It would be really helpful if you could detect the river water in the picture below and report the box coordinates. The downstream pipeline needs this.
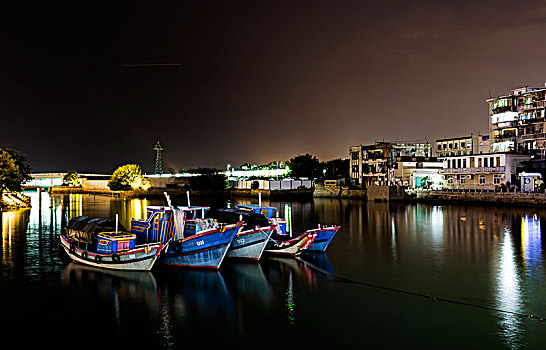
[1,191,546,348]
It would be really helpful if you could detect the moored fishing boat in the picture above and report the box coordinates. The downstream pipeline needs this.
[207,208,276,260]
[236,203,340,252]
[131,205,241,269]
[60,215,167,271]
[264,231,317,255]
[305,225,341,252]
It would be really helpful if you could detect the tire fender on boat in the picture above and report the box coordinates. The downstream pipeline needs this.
[171,241,182,254]
[112,254,120,262]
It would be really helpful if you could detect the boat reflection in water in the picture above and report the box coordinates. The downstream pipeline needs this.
[263,251,335,290]
[60,262,169,346]
[153,266,236,320]
[222,262,273,303]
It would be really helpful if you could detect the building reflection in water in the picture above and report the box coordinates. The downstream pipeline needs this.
[430,206,444,250]
[520,215,543,278]
[496,226,523,348]
[68,193,83,218]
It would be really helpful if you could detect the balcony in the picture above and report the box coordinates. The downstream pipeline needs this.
[519,133,546,141]
[493,135,517,142]
[493,121,518,128]
[492,106,515,114]
[443,166,505,174]
[519,101,545,110]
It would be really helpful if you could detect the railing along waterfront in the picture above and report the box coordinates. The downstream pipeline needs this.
[442,166,505,174]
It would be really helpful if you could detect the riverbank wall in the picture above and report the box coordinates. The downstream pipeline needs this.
[49,186,231,199]
[413,190,546,207]
[231,188,314,199]
[312,183,366,199]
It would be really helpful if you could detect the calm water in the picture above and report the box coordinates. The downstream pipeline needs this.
[2,191,546,348]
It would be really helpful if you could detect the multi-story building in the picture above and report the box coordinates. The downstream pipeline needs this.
[435,133,491,157]
[439,153,530,190]
[349,142,432,187]
[487,85,546,155]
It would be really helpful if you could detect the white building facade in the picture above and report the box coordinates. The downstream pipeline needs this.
[439,153,531,190]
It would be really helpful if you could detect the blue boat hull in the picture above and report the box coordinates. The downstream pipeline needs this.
[307,226,340,252]
[161,225,240,269]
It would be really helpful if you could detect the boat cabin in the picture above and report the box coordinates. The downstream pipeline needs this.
[96,232,136,254]
[236,204,288,234]
[130,206,213,243]
[236,204,278,219]
[65,216,130,250]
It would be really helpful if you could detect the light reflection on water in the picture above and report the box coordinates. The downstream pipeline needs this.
[521,215,543,278]
[2,195,546,347]
[496,226,523,348]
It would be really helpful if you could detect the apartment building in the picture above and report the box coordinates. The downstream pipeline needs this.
[435,134,491,157]
[487,85,546,155]
[349,142,433,187]
[440,153,530,190]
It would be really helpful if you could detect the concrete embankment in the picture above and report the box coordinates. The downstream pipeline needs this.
[232,188,314,199]
[313,183,365,199]
[414,190,546,207]
[49,186,230,199]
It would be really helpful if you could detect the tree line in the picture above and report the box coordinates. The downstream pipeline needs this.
[0,148,348,195]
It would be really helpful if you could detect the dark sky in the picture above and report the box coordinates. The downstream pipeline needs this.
[1,1,545,173]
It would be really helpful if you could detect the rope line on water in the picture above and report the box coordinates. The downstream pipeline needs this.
[295,256,546,322]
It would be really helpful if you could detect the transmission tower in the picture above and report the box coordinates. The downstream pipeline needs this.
[153,141,164,174]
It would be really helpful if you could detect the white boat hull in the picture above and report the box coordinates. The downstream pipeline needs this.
[60,235,165,271]
[227,226,274,260]
[264,232,317,256]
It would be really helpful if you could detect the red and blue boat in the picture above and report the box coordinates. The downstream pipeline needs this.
[304,224,341,252]
[131,206,241,269]
[236,204,340,252]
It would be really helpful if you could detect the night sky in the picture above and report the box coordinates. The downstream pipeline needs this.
[1,1,545,173]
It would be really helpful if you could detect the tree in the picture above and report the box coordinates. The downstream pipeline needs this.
[108,164,149,191]
[287,154,321,179]
[62,171,81,187]
[0,148,32,194]
[321,158,349,180]
[186,167,227,190]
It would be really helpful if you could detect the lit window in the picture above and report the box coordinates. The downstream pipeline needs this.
[479,175,486,185]
[493,175,501,185]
